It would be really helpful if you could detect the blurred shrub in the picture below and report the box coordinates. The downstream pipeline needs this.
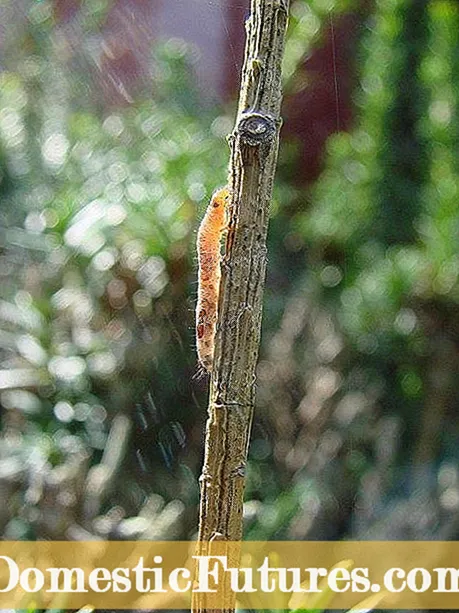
[249,0,459,540]
[0,28,232,535]
[303,0,458,416]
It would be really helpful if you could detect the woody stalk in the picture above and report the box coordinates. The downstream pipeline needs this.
[195,0,290,551]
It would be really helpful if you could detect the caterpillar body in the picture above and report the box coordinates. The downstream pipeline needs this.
[196,187,231,373]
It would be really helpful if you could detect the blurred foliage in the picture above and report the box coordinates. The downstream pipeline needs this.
[0,0,232,538]
[0,0,459,547]
[301,0,459,419]
[258,0,459,540]
[284,0,356,89]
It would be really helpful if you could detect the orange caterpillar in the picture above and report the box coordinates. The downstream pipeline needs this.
[196,187,231,372]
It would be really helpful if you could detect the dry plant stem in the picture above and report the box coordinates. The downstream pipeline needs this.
[192,5,289,607]
[195,0,289,555]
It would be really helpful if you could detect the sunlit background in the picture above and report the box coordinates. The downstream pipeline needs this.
[1,0,459,548]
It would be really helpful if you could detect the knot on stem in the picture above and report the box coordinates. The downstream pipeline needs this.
[237,111,277,147]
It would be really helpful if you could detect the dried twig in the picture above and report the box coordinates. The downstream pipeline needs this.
[195,0,290,554]
[193,5,290,609]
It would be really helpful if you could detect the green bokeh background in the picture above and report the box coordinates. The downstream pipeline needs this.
[0,0,458,551]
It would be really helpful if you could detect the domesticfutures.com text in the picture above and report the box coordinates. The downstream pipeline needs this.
[2,554,459,596]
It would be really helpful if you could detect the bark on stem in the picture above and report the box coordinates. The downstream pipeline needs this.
[193,3,289,608]
[197,0,289,542]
